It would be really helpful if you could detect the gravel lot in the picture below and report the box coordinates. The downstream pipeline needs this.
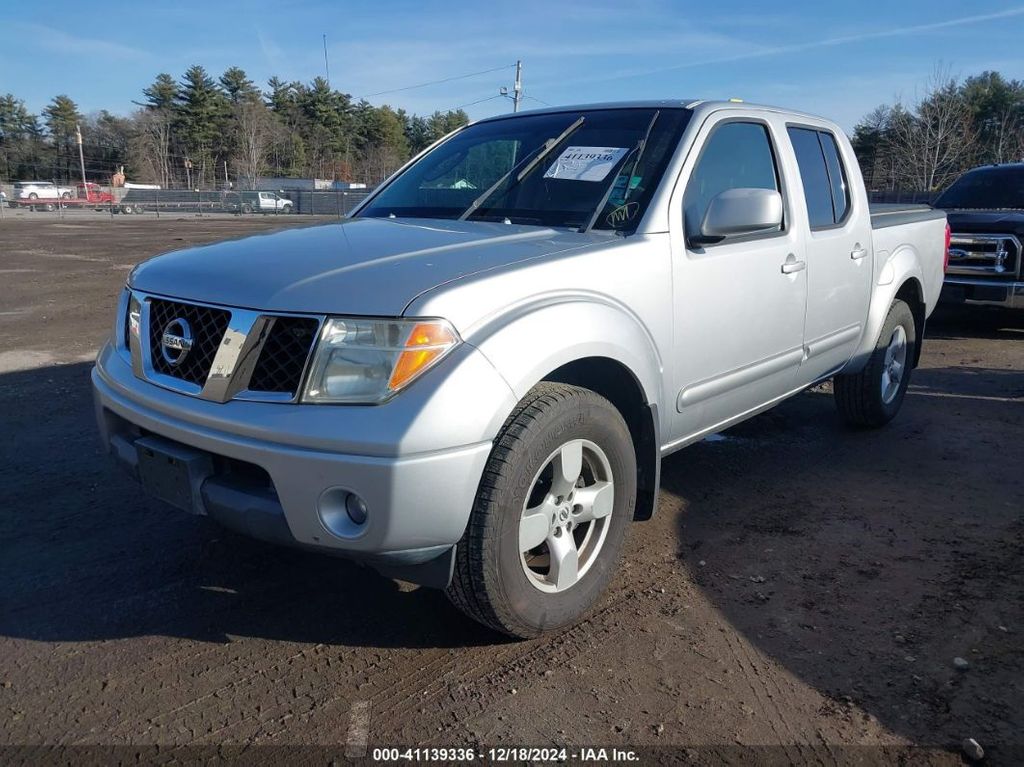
[1,216,1021,762]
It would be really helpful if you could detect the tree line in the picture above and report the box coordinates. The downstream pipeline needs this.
[0,65,470,189]
[852,69,1024,193]
[5,65,1023,194]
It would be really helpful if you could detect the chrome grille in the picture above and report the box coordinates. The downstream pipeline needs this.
[247,317,320,395]
[148,298,230,385]
[946,233,1020,278]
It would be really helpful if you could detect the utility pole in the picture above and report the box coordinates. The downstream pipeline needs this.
[323,34,331,87]
[513,59,522,113]
[223,160,229,188]
[75,123,88,196]
[184,158,193,190]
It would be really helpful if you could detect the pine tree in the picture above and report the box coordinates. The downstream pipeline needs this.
[176,65,228,186]
[220,67,259,104]
[142,73,179,110]
[42,94,81,182]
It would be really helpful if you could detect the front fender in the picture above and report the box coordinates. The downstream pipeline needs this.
[463,293,664,410]
[844,246,923,374]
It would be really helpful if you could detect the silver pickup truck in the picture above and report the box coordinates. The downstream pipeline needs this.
[92,100,947,637]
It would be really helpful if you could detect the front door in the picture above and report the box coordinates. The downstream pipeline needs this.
[669,115,808,440]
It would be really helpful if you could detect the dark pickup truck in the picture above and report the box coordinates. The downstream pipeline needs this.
[934,163,1024,309]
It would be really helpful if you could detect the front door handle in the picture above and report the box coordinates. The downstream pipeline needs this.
[850,244,868,260]
[781,257,806,274]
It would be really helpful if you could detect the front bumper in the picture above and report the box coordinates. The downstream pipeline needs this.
[940,277,1024,309]
[92,341,515,586]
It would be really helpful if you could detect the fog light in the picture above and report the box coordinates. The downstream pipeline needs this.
[345,493,369,525]
[317,487,369,538]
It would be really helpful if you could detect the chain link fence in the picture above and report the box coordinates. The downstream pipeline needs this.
[0,182,372,220]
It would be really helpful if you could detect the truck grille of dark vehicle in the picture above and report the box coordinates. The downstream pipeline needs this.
[148,299,231,385]
[247,317,320,395]
[947,233,1020,278]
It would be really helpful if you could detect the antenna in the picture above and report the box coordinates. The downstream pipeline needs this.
[323,34,331,87]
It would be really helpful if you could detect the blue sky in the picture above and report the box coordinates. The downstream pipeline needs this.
[2,0,1023,132]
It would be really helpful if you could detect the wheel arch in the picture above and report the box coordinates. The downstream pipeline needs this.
[542,356,661,522]
[894,277,926,368]
[845,247,926,375]
[465,298,665,522]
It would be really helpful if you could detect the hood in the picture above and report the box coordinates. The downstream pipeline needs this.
[943,209,1024,236]
[129,217,602,315]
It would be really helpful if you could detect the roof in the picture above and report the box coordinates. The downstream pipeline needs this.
[474,99,837,128]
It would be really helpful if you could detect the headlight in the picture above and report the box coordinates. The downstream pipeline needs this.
[301,317,460,404]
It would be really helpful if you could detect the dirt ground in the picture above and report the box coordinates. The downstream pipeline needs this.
[0,216,1021,763]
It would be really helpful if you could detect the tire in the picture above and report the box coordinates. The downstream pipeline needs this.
[28,193,38,200]
[447,383,637,638]
[121,204,134,215]
[43,203,55,212]
[61,191,72,200]
[241,203,253,214]
[834,299,916,428]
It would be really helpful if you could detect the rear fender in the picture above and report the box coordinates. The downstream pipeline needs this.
[844,246,923,374]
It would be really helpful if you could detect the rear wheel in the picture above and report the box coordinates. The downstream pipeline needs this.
[61,191,72,200]
[447,383,636,638]
[834,299,916,428]
[121,204,134,215]
[241,203,253,214]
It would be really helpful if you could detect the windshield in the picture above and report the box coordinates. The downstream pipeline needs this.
[358,108,691,231]
[934,166,1024,210]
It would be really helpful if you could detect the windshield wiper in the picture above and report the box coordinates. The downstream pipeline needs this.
[459,115,585,221]
[580,110,659,233]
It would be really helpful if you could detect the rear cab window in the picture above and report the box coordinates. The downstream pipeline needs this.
[787,126,850,229]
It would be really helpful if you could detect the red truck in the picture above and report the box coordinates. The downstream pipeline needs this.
[16,183,115,211]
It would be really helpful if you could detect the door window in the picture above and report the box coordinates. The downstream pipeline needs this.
[684,122,781,240]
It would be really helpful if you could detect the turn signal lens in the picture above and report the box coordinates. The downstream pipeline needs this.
[389,322,459,391]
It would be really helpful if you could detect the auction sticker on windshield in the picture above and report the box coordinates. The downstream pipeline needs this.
[543,146,629,182]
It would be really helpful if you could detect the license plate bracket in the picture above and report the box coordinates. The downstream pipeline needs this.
[136,436,213,515]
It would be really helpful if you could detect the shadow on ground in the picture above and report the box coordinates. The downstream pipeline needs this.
[0,362,498,650]
[662,355,1023,751]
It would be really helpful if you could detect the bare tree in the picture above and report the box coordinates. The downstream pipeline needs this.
[888,66,977,190]
[991,107,1024,164]
[129,108,173,187]
[232,98,275,189]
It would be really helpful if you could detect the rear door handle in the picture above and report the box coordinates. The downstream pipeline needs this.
[781,258,806,274]
[850,244,868,260]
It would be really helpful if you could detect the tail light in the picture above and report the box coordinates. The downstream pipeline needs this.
[943,223,951,273]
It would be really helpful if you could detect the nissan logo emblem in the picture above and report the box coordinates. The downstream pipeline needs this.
[160,318,194,366]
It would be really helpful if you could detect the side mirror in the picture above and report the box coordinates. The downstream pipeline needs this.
[693,188,783,245]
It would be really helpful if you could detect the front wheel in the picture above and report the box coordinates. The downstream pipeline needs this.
[447,383,636,638]
[833,298,917,428]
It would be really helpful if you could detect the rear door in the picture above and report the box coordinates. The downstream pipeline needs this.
[669,114,808,439]
[785,125,872,382]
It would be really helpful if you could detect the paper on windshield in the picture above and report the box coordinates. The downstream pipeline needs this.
[543,146,630,182]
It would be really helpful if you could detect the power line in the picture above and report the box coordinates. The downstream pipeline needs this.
[523,94,552,107]
[356,64,515,99]
[437,94,506,114]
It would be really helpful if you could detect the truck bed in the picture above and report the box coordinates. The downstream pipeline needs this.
[870,203,945,230]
